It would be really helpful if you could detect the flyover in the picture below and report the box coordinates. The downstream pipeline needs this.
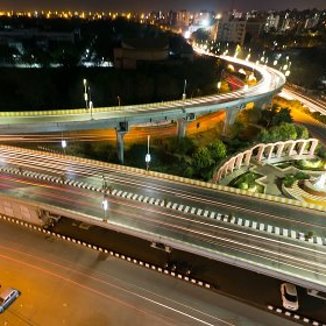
[0,146,325,294]
[0,55,286,162]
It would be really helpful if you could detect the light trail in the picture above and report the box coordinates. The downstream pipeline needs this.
[0,173,325,283]
[0,146,324,236]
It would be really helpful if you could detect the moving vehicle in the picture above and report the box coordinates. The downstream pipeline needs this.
[307,289,326,301]
[0,288,20,313]
[280,283,299,311]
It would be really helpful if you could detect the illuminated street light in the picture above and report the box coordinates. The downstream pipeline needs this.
[82,78,94,120]
[182,79,187,100]
[61,139,67,154]
[83,78,88,109]
[89,100,94,120]
[184,30,191,39]
[145,135,151,171]
[217,81,222,93]
[102,196,109,219]
[285,70,291,77]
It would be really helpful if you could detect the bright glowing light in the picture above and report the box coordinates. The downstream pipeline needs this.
[184,30,191,39]
[227,64,235,72]
[314,174,326,191]
[201,19,209,27]
[239,68,246,75]
[61,140,67,149]
[102,198,108,211]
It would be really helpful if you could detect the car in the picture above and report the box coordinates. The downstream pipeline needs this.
[280,283,299,311]
[0,288,20,313]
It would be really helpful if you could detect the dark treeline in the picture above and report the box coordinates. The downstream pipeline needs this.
[0,57,221,111]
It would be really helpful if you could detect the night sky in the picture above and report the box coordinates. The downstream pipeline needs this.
[1,0,326,12]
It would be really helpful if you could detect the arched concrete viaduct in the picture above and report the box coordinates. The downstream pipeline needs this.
[214,138,319,183]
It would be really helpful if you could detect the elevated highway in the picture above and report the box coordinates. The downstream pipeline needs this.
[0,55,286,162]
[0,146,325,294]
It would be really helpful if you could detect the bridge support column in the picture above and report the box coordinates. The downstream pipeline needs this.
[223,107,240,134]
[255,97,273,110]
[177,118,187,139]
[115,121,129,164]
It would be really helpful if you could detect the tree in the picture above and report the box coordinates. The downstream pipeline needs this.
[192,146,214,170]
[295,125,309,139]
[260,105,292,127]
[191,146,215,180]
[258,123,298,143]
[271,108,293,126]
[208,140,227,163]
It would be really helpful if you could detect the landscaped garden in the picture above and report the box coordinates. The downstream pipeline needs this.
[229,172,265,193]
[283,172,310,187]
[295,158,326,171]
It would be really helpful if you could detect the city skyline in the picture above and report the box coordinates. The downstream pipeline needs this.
[1,0,326,12]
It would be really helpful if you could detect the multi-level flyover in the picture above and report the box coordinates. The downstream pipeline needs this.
[0,146,325,294]
[0,55,286,162]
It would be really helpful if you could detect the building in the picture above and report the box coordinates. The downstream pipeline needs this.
[0,28,79,44]
[264,13,280,32]
[217,13,247,45]
[245,21,264,42]
[176,10,191,29]
[304,13,320,30]
[114,37,169,69]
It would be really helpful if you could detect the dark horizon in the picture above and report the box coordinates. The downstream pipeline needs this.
[1,0,326,13]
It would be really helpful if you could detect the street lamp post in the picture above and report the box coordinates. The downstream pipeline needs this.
[83,79,88,109]
[182,79,187,100]
[89,100,94,120]
[145,135,151,171]
[102,196,108,220]
[61,139,67,154]
[82,78,94,120]
[117,96,121,107]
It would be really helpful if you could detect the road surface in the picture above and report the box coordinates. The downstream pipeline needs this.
[0,220,296,326]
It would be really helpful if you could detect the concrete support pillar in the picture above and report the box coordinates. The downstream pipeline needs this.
[267,146,274,160]
[309,139,318,156]
[255,96,273,110]
[276,144,285,158]
[229,158,236,173]
[235,155,243,169]
[177,118,187,139]
[288,142,296,156]
[223,107,240,134]
[244,151,252,166]
[116,130,126,164]
[257,146,265,162]
[298,141,306,156]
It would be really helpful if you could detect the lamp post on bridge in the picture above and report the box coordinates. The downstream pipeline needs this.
[82,78,94,120]
[145,135,151,171]
[182,79,187,100]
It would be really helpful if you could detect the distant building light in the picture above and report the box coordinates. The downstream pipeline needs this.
[201,19,210,27]
[184,30,191,39]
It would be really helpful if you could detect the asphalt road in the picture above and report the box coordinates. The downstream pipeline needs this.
[0,220,298,326]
